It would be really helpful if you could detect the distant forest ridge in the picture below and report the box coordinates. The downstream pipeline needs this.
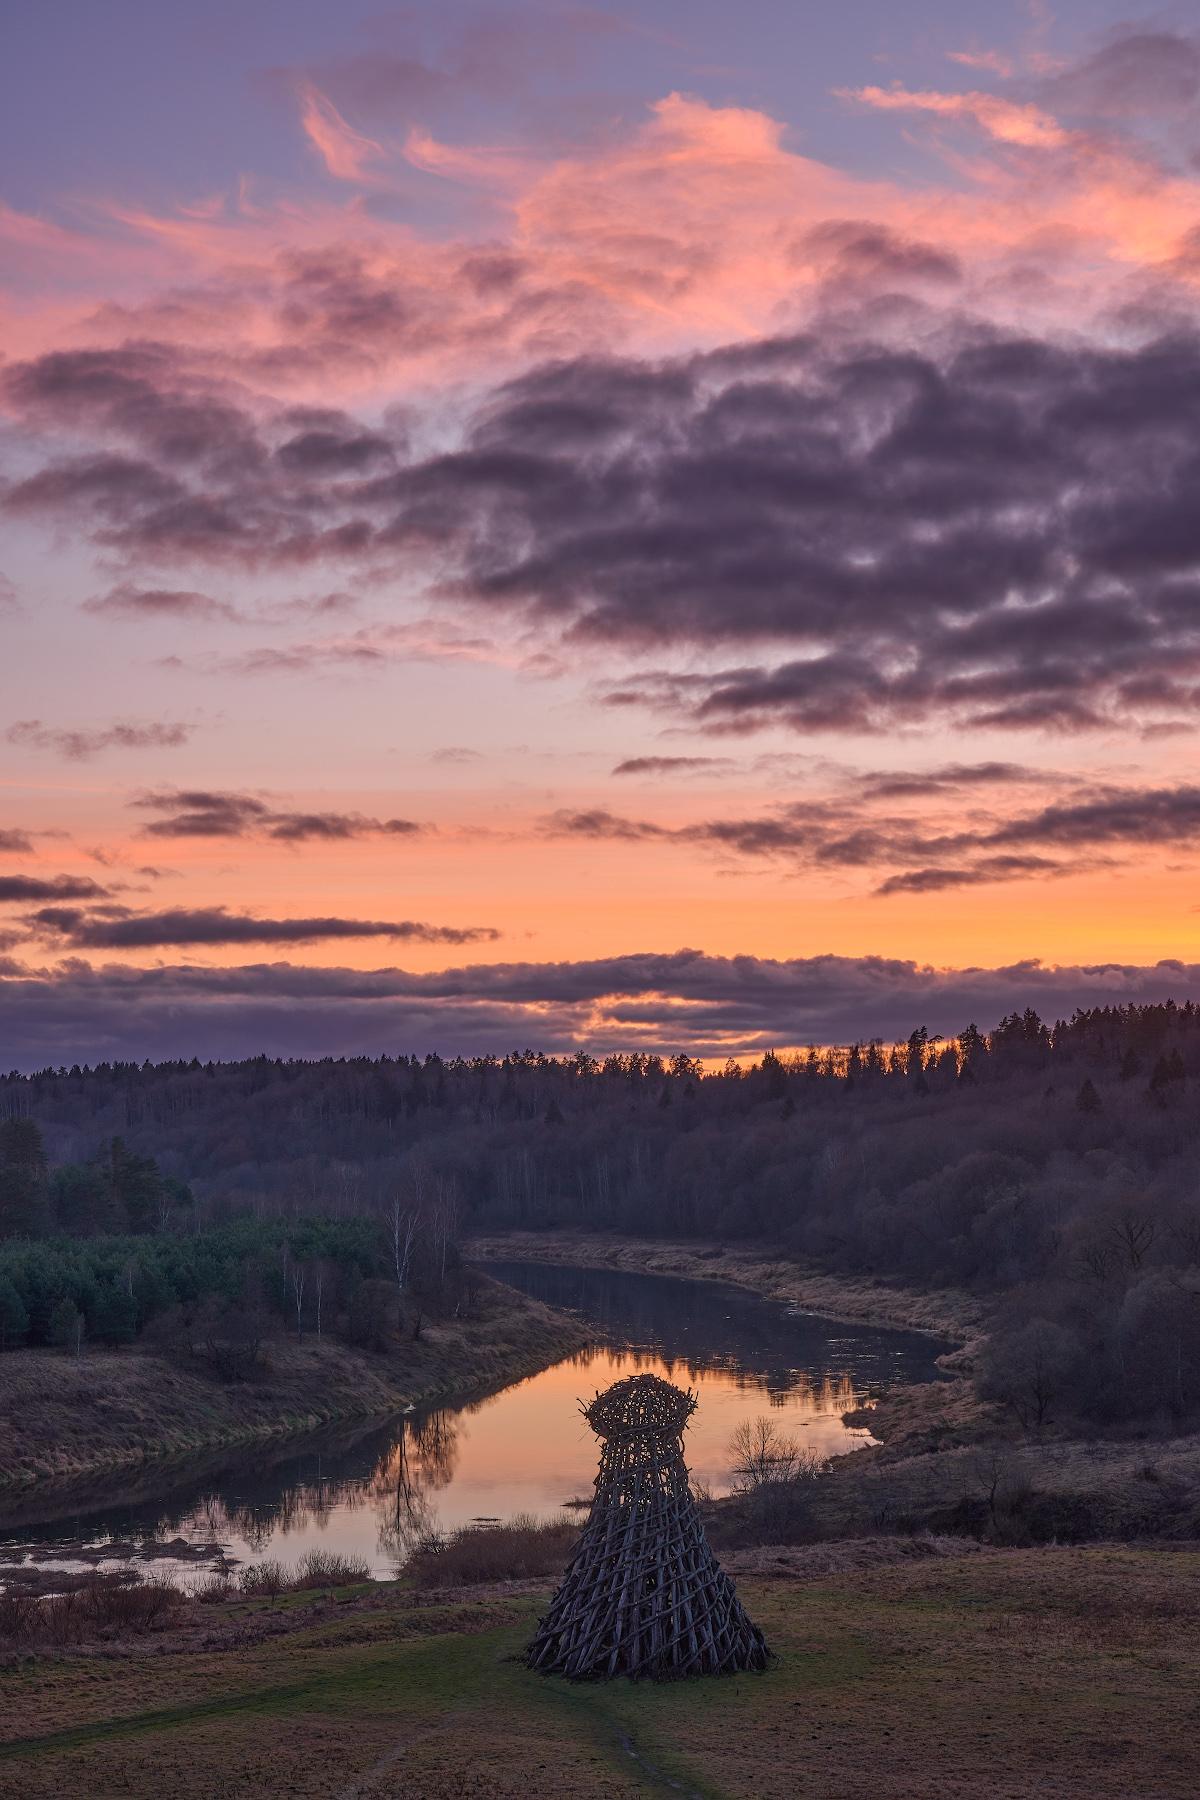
[5,995,1200,1087]
[5,993,1200,1424]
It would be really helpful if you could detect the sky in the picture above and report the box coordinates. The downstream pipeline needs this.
[5,1,1200,1066]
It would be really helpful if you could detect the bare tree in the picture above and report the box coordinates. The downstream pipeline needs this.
[290,1262,306,1339]
[1109,1207,1157,1270]
[389,1196,417,1292]
[728,1417,818,1491]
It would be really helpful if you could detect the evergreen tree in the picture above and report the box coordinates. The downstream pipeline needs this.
[0,1274,28,1349]
[48,1296,85,1356]
[0,1119,48,1238]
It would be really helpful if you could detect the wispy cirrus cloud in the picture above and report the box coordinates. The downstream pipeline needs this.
[297,83,387,182]
[842,83,1069,149]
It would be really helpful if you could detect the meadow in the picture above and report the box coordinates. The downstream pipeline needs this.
[2,1542,1197,1798]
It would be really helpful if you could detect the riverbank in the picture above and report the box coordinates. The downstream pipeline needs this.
[2,1543,1196,1797]
[470,1233,1200,1543]
[468,1230,985,1352]
[0,1277,590,1499]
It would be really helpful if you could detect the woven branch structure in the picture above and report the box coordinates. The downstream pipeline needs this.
[527,1372,770,1681]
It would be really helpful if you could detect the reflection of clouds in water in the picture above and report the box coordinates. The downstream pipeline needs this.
[7,1266,944,1582]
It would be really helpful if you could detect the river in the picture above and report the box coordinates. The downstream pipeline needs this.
[0,1259,951,1589]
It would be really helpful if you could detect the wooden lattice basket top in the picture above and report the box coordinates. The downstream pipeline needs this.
[582,1372,697,1440]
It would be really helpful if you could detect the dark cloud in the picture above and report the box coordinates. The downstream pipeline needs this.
[799,221,962,287]
[875,857,1062,896]
[1043,31,1200,121]
[0,874,109,903]
[11,329,1200,736]
[985,786,1200,852]
[856,762,1041,800]
[611,756,730,777]
[2,947,1199,1067]
[0,831,35,855]
[275,408,396,473]
[24,906,497,948]
[83,583,239,623]
[6,719,193,760]
[545,776,1200,892]
[132,789,423,842]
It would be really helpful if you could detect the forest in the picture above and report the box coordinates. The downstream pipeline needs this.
[4,997,1200,1427]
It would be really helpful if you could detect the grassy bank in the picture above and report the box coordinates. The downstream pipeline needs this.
[1,1543,1196,1797]
[0,1277,590,1498]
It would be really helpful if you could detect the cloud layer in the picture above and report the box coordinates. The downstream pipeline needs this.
[9,328,1200,740]
[2,946,1198,1068]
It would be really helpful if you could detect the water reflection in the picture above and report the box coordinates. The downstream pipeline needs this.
[0,1261,951,1582]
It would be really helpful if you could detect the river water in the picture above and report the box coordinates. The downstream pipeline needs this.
[0,1259,951,1588]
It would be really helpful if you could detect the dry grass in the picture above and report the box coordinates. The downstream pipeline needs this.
[235,1551,372,1599]
[406,1514,579,1589]
[1,1544,1197,1797]
[0,1569,182,1649]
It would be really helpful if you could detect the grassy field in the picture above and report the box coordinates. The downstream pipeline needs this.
[2,1543,1197,1798]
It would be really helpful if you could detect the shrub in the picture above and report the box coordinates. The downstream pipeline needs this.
[238,1559,287,1599]
[291,1549,371,1589]
[406,1514,578,1588]
[193,1573,235,1604]
[0,1569,182,1647]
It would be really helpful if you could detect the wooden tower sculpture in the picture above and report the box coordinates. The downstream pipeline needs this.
[527,1372,770,1680]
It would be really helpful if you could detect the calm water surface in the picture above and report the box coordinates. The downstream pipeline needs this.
[0,1260,951,1586]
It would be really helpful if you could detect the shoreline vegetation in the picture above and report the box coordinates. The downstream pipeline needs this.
[0,1230,978,1510]
[0,1275,590,1501]
[473,1231,1200,1549]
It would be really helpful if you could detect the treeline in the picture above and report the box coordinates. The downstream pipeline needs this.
[0,1120,192,1239]
[0,1211,469,1367]
[6,998,1200,1422]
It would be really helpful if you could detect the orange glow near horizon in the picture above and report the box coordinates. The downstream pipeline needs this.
[6,12,1200,1062]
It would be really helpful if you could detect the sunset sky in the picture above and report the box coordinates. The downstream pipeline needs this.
[5,1,1200,1065]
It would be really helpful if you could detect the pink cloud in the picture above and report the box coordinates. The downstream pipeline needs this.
[5,48,1200,416]
[844,83,1069,149]
[403,126,540,192]
[947,50,1015,79]
[297,83,387,182]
